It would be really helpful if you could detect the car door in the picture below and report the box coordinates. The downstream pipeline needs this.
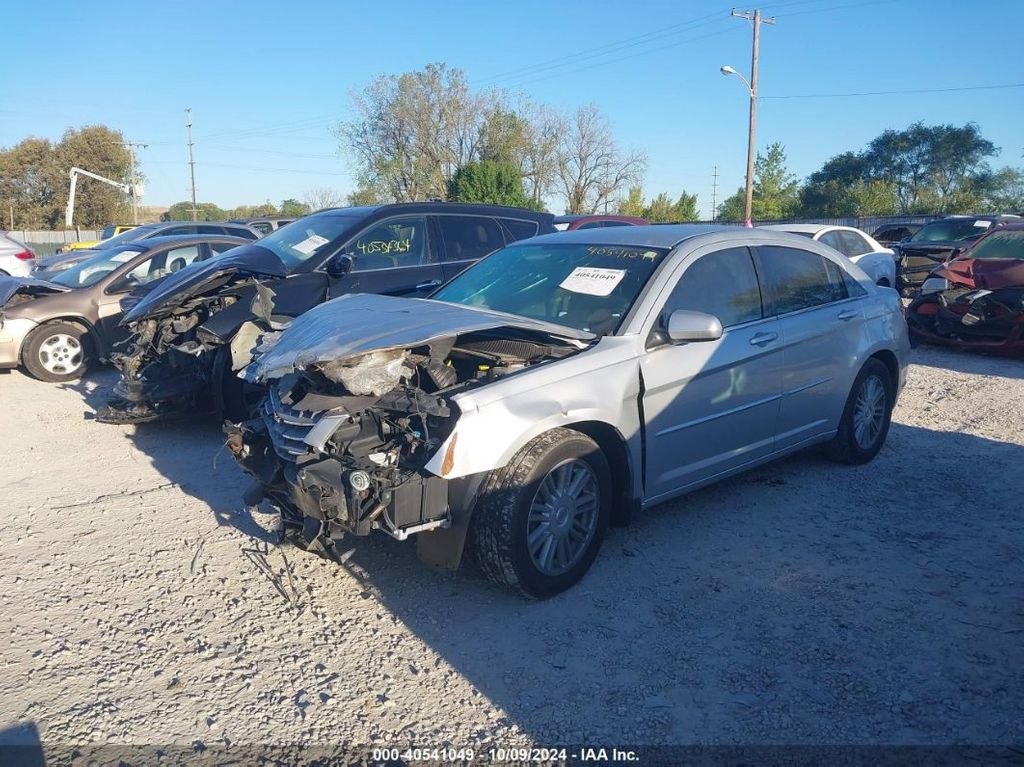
[640,245,784,500]
[436,215,507,282]
[322,214,442,300]
[754,244,869,450]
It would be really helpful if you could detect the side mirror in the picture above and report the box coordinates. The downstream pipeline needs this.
[666,310,723,343]
[325,253,355,278]
[107,275,138,294]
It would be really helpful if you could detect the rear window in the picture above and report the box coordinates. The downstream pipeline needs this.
[910,219,991,243]
[497,218,540,243]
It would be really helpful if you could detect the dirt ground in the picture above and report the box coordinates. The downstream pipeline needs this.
[0,346,1021,758]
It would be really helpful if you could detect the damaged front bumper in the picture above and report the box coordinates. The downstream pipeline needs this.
[225,387,454,559]
[906,286,1024,356]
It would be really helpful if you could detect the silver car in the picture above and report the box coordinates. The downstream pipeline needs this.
[0,233,36,277]
[227,226,909,598]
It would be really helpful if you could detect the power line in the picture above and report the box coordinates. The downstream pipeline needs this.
[761,82,1024,99]
[477,8,731,86]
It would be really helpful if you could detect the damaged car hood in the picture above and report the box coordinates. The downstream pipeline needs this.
[937,259,1024,290]
[122,245,289,323]
[246,293,594,383]
[0,276,71,309]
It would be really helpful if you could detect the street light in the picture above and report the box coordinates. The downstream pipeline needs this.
[721,62,757,227]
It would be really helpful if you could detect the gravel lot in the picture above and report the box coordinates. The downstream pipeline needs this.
[0,347,1021,756]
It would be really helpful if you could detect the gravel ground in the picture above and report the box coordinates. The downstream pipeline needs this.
[0,347,1021,758]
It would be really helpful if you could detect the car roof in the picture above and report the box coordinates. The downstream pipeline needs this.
[315,202,553,219]
[132,234,249,248]
[526,224,739,249]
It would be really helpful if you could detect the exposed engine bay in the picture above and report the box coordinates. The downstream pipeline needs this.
[99,274,308,423]
[225,329,582,559]
[907,286,1024,356]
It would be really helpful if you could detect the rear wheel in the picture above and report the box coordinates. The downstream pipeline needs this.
[824,358,894,464]
[22,322,90,382]
[471,428,611,599]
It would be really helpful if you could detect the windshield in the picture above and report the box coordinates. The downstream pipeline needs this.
[251,211,363,270]
[967,230,1024,260]
[50,246,144,288]
[910,219,991,243]
[433,242,670,335]
[95,225,157,249]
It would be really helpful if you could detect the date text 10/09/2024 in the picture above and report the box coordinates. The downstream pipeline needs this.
[371,747,640,762]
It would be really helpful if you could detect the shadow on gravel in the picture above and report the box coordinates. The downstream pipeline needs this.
[909,345,1024,379]
[113,394,1024,745]
[310,423,1024,744]
[0,720,45,767]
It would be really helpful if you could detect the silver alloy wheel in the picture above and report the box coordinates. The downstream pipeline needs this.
[38,333,83,376]
[852,374,886,450]
[526,458,600,577]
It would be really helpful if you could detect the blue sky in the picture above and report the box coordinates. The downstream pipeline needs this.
[2,0,1021,218]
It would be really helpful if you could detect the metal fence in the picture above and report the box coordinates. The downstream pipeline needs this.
[3,230,101,259]
[694,214,945,232]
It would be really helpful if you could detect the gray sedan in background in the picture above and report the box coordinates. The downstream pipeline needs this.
[228,226,910,598]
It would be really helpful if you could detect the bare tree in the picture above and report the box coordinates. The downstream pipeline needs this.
[302,187,346,211]
[340,63,490,202]
[557,104,646,214]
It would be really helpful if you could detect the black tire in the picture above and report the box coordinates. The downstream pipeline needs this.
[470,428,611,599]
[22,321,91,382]
[823,358,894,465]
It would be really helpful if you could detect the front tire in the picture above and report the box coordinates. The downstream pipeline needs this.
[22,321,90,382]
[471,428,611,599]
[824,358,894,464]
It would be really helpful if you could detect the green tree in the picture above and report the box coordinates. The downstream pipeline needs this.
[718,143,798,221]
[162,201,228,221]
[617,186,645,217]
[447,160,537,208]
[54,125,133,227]
[279,198,310,216]
[0,137,58,228]
[346,187,381,207]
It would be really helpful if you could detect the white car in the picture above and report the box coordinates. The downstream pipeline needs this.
[0,233,36,277]
[760,224,896,288]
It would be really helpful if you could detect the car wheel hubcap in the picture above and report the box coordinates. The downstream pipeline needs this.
[527,459,599,577]
[38,333,83,375]
[852,374,886,450]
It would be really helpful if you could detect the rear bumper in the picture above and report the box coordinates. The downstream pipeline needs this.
[0,317,38,368]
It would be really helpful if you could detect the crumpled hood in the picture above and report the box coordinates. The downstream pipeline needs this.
[246,293,593,383]
[0,276,71,309]
[123,244,287,323]
[936,258,1024,291]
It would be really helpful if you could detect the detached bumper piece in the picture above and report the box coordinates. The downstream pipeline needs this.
[98,347,213,424]
[907,287,1024,356]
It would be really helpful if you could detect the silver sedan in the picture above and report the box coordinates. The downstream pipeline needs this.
[228,225,910,598]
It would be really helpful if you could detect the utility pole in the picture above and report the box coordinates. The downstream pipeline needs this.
[711,165,719,221]
[186,108,198,221]
[730,8,775,226]
[126,141,148,224]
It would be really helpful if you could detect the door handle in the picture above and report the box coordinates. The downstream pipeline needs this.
[837,309,858,321]
[415,280,442,290]
[749,331,778,346]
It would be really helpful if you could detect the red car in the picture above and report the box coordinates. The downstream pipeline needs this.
[553,215,649,231]
[906,224,1024,356]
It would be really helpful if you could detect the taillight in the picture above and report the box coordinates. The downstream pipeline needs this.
[14,250,35,261]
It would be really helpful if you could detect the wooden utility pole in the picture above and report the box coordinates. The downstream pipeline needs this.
[126,141,147,224]
[186,108,198,221]
[731,8,775,225]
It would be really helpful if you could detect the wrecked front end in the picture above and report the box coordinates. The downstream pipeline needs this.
[98,251,292,424]
[225,294,588,564]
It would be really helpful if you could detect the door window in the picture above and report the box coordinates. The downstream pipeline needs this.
[759,246,848,315]
[497,218,540,244]
[350,217,429,270]
[661,247,763,328]
[437,215,504,262]
[210,241,241,256]
[819,230,846,254]
[839,230,872,256]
